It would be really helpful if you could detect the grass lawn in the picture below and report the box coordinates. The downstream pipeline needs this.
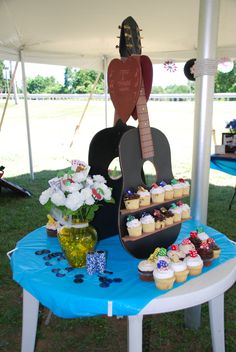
[0,99,236,351]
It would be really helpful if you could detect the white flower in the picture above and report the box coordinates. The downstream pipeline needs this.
[86,176,94,186]
[93,175,106,184]
[61,181,81,193]
[65,192,84,211]
[39,187,54,205]
[72,168,90,183]
[51,190,66,207]
[93,182,111,200]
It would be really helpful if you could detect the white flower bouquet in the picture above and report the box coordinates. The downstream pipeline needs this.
[39,160,114,223]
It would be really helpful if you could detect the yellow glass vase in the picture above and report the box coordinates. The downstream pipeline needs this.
[58,221,97,268]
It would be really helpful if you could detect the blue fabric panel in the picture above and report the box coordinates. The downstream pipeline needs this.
[10,220,236,318]
[210,155,236,176]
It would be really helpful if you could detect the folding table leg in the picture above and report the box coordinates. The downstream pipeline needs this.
[128,315,143,352]
[209,293,225,352]
[21,289,39,352]
[229,184,236,210]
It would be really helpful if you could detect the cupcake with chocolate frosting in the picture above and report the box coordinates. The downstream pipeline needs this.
[197,242,214,266]
[207,238,221,259]
[123,190,140,210]
[153,209,166,230]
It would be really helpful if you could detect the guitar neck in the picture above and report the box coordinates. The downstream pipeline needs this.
[137,80,154,159]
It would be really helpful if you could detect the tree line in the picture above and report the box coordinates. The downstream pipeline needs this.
[0,61,236,94]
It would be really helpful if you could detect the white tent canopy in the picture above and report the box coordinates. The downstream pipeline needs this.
[0,0,236,69]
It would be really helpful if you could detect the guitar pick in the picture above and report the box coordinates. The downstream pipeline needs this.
[131,55,153,120]
[108,57,141,123]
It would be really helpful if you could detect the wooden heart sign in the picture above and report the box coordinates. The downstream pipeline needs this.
[108,56,141,123]
[132,55,153,120]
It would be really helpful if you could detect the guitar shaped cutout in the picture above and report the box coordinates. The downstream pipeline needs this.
[114,18,182,258]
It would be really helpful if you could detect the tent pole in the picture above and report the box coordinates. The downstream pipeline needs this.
[20,49,34,180]
[186,0,220,330]
[103,55,108,127]
[10,61,19,105]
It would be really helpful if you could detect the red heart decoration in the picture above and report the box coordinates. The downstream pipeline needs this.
[108,57,141,123]
[131,55,153,120]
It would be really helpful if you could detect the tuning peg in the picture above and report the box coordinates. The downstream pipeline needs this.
[118,25,121,29]
[115,45,119,49]
[140,37,144,40]
[139,28,143,31]
[116,36,120,38]
[126,44,133,48]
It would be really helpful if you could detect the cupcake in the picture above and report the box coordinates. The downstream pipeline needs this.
[153,209,166,230]
[140,213,155,233]
[185,249,203,276]
[179,179,190,196]
[137,186,151,206]
[163,184,174,200]
[123,190,140,210]
[167,244,186,263]
[197,242,214,266]
[179,238,195,255]
[169,203,182,222]
[138,260,155,281]
[189,231,202,249]
[150,183,165,203]
[126,215,142,237]
[171,179,183,198]
[207,238,221,259]
[178,202,191,219]
[153,260,175,290]
[171,260,189,282]
[159,207,174,226]
[46,214,58,237]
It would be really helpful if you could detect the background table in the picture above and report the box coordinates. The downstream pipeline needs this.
[210,153,236,209]
[10,220,236,352]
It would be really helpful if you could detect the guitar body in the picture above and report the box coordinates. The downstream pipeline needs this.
[88,120,134,239]
[118,127,181,258]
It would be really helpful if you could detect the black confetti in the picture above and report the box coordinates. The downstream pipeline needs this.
[104,270,113,275]
[56,273,65,277]
[99,282,110,288]
[65,267,74,272]
[113,278,122,283]
[52,268,60,273]
[45,262,53,266]
[74,278,84,283]
[74,274,84,279]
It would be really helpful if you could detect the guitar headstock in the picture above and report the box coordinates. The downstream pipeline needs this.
[117,16,142,57]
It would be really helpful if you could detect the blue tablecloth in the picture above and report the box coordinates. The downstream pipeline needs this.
[210,154,236,176]
[10,220,236,318]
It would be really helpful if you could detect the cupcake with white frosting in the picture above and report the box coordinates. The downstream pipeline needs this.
[137,186,151,206]
[167,244,186,262]
[126,215,142,237]
[169,203,182,222]
[171,260,189,282]
[178,202,191,219]
[179,178,190,196]
[185,249,203,276]
[171,179,183,198]
[163,184,174,200]
[150,183,165,203]
[179,238,195,255]
[140,213,155,233]
[153,260,175,290]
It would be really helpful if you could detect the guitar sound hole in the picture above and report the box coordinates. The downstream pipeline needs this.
[142,160,157,187]
[108,157,122,180]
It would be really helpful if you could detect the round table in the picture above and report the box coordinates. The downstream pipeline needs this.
[10,221,236,352]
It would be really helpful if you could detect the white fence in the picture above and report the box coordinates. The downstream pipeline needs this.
[1,92,236,101]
